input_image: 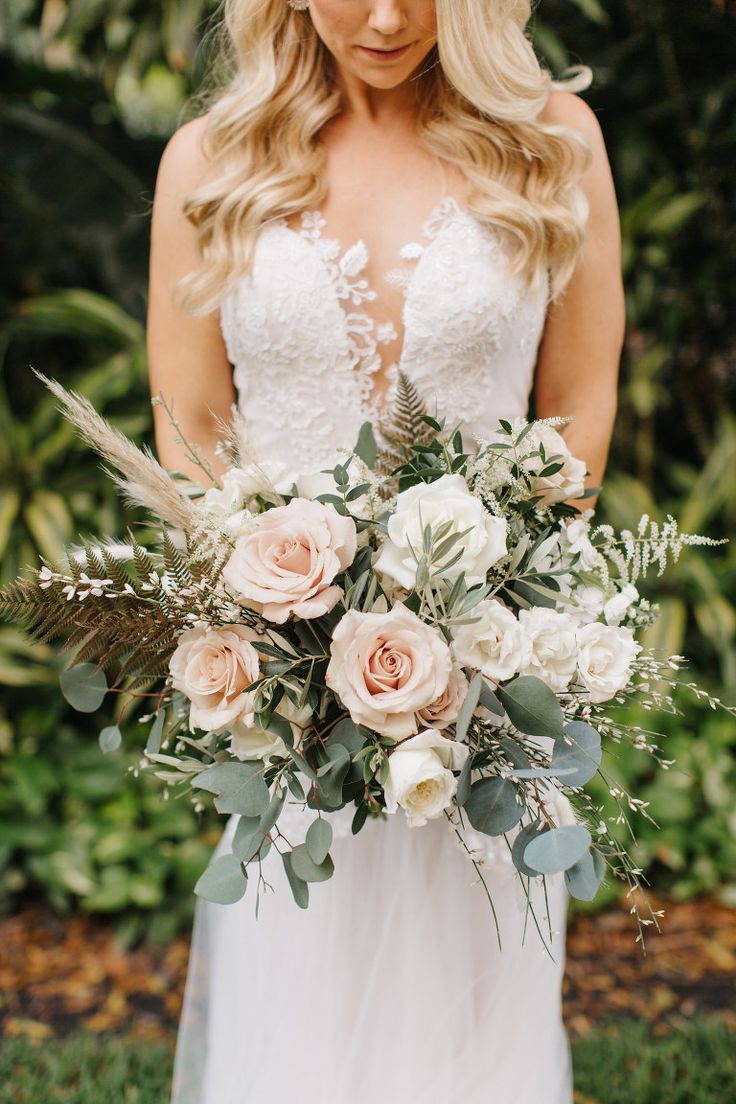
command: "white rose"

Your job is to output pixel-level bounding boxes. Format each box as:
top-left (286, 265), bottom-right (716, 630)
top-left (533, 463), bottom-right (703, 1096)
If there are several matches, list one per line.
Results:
top-left (518, 606), bottom-right (578, 692)
top-left (576, 622), bottom-right (640, 703)
top-left (374, 472), bottom-right (507, 590)
top-left (230, 697), bottom-right (312, 762)
top-left (527, 425), bottom-right (587, 505)
top-left (451, 599), bottom-right (528, 683)
top-left (325, 604), bottom-right (452, 739)
top-left (169, 624), bottom-right (261, 734)
top-left (566, 582), bottom-right (607, 626)
top-left (384, 729), bottom-right (470, 827)
top-left (604, 583), bottom-right (639, 626)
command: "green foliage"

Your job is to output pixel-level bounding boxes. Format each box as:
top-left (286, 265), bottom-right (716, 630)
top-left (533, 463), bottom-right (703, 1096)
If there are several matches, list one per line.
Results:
top-left (0, 688), bottom-right (214, 941)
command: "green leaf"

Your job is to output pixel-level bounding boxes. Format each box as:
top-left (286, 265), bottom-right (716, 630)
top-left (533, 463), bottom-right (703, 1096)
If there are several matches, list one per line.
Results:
top-left (479, 681), bottom-right (505, 717)
top-left (306, 818), bottom-right (333, 865)
top-left (259, 786), bottom-right (287, 835)
top-left (98, 725), bottom-right (122, 754)
top-left (464, 777), bottom-right (524, 836)
top-left (550, 722), bottom-right (602, 786)
top-left (282, 851), bottom-right (309, 908)
top-left (565, 847), bottom-right (606, 901)
top-left (455, 754), bottom-right (473, 808)
top-left (351, 803), bottom-right (369, 835)
top-left (232, 818), bottom-right (272, 863)
top-left (511, 819), bottom-right (546, 877)
top-left (194, 853), bottom-right (247, 904)
top-left (60, 663), bottom-right (108, 712)
top-left (455, 670), bottom-right (482, 743)
top-left (523, 824), bottom-right (592, 875)
top-left (146, 710), bottom-right (166, 756)
top-left (290, 843), bottom-right (335, 883)
top-left (327, 717), bottom-right (367, 754)
top-left (497, 676), bottom-right (565, 739)
top-left (193, 761), bottom-right (270, 817)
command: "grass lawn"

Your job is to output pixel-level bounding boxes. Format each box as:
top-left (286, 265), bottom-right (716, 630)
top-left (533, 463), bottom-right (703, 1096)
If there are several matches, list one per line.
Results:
top-left (0, 1016), bottom-right (734, 1103)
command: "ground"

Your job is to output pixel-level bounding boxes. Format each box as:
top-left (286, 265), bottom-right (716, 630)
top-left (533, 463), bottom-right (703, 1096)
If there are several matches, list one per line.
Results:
top-left (1, 893), bottom-right (734, 1044)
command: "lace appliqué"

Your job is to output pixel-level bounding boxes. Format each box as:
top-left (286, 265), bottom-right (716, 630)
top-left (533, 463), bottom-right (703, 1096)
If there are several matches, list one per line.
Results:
top-left (218, 195), bottom-right (550, 474)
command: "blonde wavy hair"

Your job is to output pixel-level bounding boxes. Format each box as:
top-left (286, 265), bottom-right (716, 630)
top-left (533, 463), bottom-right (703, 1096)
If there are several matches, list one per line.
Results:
top-left (176, 0), bottom-right (593, 316)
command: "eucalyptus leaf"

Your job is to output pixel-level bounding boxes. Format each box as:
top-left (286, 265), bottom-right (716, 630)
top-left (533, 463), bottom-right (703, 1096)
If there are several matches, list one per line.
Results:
top-left (232, 815), bottom-right (263, 861)
top-left (455, 670), bottom-right (482, 743)
top-left (479, 681), bottom-right (505, 717)
top-left (497, 676), bottom-right (565, 738)
top-left (194, 761), bottom-right (270, 817)
top-left (564, 847), bottom-right (606, 901)
top-left (523, 824), bottom-right (592, 875)
top-left (306, 818), bottom-right (333, 865)
top-left (455, 754), bottom-right (473, 808)
top-left (328, 717), bottom-right (368, 754)
top-left (511, 819), bottom-right (546, 877)
top-left (290, 843), bottom-right (335, 883)
top-left (60, 663), bottom-right (107, 712)
top-left (550, 722), bottom-right (602, 786)
top-left (465, 776), bottom-right (524, 836)
top-left (281, 851), bottom-right (309, 909)
top-left (194, 853), bottom-right (247, 905)
top-left (98, 725), bottom-right (121, 754)
top-left (259, 786), bottom-right (287, 835)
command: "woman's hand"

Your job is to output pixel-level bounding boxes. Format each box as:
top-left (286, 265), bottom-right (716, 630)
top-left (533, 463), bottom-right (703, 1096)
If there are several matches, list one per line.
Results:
top-left (534, 92), bottom-right (626, 511)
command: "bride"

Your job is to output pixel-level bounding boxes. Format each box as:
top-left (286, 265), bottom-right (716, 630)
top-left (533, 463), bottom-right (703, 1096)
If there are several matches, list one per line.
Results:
top-left (147, 2), bottom-right (624, 1101)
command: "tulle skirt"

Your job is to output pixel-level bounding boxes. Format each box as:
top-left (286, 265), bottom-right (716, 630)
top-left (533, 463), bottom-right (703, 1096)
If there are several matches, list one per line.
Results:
top-left (170, 802), bottom-right (572, 1104)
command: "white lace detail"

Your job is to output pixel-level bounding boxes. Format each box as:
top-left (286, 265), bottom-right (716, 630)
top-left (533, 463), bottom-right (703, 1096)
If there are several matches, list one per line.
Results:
top-left (219, 195), bottom-right (550, 473)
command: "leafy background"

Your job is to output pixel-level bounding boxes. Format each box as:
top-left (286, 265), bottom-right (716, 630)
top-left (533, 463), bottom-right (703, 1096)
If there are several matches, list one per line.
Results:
top-left (0, 0), bottom-right (734, 940)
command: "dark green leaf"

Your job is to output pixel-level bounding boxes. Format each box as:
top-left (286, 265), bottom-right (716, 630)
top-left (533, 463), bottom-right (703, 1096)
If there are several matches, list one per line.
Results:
top-left (464, 776), bottom-right (524, 836)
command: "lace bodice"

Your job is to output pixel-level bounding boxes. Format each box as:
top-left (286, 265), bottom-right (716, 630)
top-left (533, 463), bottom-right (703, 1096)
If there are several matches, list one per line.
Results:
top-left (219, 196), bottom-right (550, 472)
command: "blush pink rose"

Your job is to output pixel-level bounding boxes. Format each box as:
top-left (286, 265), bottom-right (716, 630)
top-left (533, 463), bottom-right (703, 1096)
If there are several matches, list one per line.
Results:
top-left (325, 604), bottom-right (452, 739)
top-left (222, 498), bottom-right (357, 624)
top-left (416, 663), bottom-right (468, 730)
top-left (169, 624), bottom-right (261, 734)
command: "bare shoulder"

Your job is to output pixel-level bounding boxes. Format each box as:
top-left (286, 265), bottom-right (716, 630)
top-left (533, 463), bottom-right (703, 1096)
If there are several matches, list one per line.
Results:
top-left (538, 91), bottom-right (609, 171)
top-left (155, 113), bottom-right (216, 198)
top-left (539, 91), bottom-right (602, 141)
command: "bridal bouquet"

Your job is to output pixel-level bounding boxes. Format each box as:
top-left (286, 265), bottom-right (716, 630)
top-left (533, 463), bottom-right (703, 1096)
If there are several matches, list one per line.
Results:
top-left (2, 373), bottom-right (726, 946)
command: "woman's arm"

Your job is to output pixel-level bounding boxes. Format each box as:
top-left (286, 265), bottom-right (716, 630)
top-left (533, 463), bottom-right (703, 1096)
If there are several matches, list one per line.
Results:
top-left (147, 114), bottom-right (235, 485)
top-left (534, 92), bottom-right (626, 509)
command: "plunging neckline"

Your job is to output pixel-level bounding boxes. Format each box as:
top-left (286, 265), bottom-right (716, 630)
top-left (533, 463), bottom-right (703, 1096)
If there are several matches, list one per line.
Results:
top-left (273, 195), bottom-right (478, 417)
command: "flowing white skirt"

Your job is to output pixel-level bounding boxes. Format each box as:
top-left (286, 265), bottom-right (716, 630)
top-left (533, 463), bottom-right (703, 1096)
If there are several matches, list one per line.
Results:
top-left (170, 802), bottom-right (572, 1104)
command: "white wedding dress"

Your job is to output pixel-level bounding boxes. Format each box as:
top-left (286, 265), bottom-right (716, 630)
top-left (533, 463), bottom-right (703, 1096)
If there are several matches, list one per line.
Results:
top-left (170, 195), bottom-right (572, 1104)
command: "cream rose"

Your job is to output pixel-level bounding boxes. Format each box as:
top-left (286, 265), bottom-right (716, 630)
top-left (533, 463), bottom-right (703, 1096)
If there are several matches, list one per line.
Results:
top-left (528, 425), bottom-right (587, 505)
top-left (451, 599), bottom-right (528, 683)
top-left (169, 624), bottom-right (261, 734)
top-left (576, 622), bottom-right (640, 703)
top-left (230, 697), bottom-right (312, 762)
top-left (416, 663), bottom-right (468, 729)
top-left (325, 604), bottom-right (452, 738)
top-left (567, 582), bottom-right (607, 626)
top-left (222, 497), bottom-right (357, 623)
top-left (604, 583), bottom-right (639, 626)
top-left (383, 728), bottom-right (470, 827)
top-left (373, 472), bottom-right (507, 590)
top-left (518, 606), bottom-right (578, 693)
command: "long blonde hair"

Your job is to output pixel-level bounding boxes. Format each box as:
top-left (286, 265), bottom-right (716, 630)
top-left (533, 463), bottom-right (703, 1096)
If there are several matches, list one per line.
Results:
top-left (176, 0), bottom-right (592, 315)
